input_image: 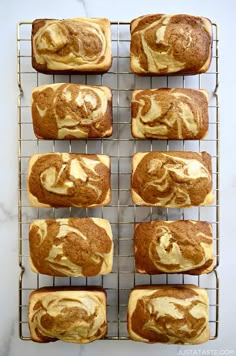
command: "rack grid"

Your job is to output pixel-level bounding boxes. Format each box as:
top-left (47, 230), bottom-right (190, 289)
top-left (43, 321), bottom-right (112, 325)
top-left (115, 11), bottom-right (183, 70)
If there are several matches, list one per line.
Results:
top-left (17, 21), bottom-right (219, 341)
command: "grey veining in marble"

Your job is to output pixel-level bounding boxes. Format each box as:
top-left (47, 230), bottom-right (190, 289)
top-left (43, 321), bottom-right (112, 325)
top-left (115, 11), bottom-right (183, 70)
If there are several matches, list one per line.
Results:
top-left (77, 0), bottom-right (89, 17)
top-left (0, 320), bottom-right (14, 356)
top-left (0, 204), bottom-right (17, 223)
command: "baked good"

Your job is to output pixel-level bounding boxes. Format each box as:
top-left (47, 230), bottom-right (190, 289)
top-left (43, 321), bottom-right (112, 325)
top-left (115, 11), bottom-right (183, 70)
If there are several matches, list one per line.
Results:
top-left (130, 14), bottom-right (212, 75)
top-left (32, 18), bottom-right (112, 73)
top-left (127, 284), bottom-right (210, 344)
top-left (29, 218), bottom-right (113, 277)
top-left (27, 153), bottom-right (111, 208)
top-left (131, 151), bottom-right (213, 208)
top-left (134, 220), bottom-right (214, 274)
top-left (31, 83), bottom-right (112, 139)
top-left (131, 88), bottom-right (208, 139)
top-left (28, 287), bottom-right (107, 343)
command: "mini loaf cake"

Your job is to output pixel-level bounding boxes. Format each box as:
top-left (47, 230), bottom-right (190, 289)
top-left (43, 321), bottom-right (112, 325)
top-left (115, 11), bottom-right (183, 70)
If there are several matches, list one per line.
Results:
top-left (134, 220), bottom-right (214, 274)
top-left (32, 83), bottom-right (112, 139)
top-left (127, 284), bottom-right (210, 344)
top-left (131, 151), bottom-right (213, 208)
top-left (27, 153), bottom-right (111, 208)
top-left (130, 14), bottom-right (212, 75)
top-left (32, 18), bottom-right (112, 73)
top-left (28, 287), bottom-right (107, 343)
top-left (29, 218), bottom-right (113, 277)
top-left (131, 88), bottom-right (208, 139)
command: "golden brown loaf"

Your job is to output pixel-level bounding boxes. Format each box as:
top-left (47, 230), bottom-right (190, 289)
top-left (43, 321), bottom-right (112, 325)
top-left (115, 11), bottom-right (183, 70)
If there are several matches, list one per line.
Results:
top-left (29, 218), bottom-right (113, 277)
top-left (131, 89), bottom-right (208, 139)
top-left (127, 284), bottom-right (210, 344)
top-left (32, 83), bottom-right (112, 139)
top-left (130, 14), bottom-right (212, 75)
top-left (32, 18), bottom-right (112, 73)
top-left (131, 151), bottom-right (213, 208)
top-left (28, 287), bottom-right (107, 343)
top-left (134, 220), bottom-right (214, 274)
top-left (27, 153), bottom-right (111, 208)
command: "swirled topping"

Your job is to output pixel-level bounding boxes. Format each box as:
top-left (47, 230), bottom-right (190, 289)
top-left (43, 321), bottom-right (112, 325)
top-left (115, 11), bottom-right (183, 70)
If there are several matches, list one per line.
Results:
top-left (29, 218), bottom-right (113, 277)
top-left (134, 220), bottom-right (214, 274)
top-left (130, 14), bottom-right (212, 75)
top-left (32, 83), bottom-right (112, 139)
top-left (28, 153), bottom-right (111, 208)
top-left (28, 288), bottom-right (107, 343)
top-left (131, 151), bottom-right (213, 208)
top-left (128, 285), bottom-right (209, 344)
top-left (131, 89), bottom-right (208, 139)
top-left (32, 18), bottom-right (112, 73)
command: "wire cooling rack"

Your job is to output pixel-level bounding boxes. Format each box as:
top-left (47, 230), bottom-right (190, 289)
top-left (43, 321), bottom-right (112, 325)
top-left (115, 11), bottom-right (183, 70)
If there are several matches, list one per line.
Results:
top-left (17, 21), bottom-right (219, 341)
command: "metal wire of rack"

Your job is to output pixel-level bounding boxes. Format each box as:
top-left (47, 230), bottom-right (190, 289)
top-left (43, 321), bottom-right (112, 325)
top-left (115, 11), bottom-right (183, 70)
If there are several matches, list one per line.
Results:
top-left (17, 21), bottom-right (219, 341)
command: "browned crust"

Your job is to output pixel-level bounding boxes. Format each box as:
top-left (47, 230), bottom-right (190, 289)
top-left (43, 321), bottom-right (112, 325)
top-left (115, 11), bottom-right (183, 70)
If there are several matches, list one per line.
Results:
top-left (32, 18), bottom-right (112, 74)
top-left (28, 286), bottom-right (107, 343)
top-left (29, 217), bottom-right (113, 277)
top-left (130, 283), bottom-right (198, 290)
top-left (29, 286), bottom-right (107, 296)
top-left (131, 151), bottom-right (213, 208)
top-left (27, 153), bottom-right (111, 208)
top-left (131, 88), bottom-right (208, 140)
top-left (130, 14), bottom-right (213, 34)
top-left (134, 220), bottom-right (214, 275)
top-left (32, 19), bottom-right (51, 73)
top-left (127, 283), bottom-right (202, 323)
top-left (127, 284), bottom-right (209, 344)
top-left (31, 84), bottom-right (113, 139)
top-left (130, 14), bottom-right (212, 76)
top-left (131, 151), bottom-right (213, 169)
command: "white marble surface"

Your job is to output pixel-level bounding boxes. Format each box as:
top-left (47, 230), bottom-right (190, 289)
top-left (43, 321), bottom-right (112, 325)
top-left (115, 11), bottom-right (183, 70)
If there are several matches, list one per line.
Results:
top-left (0, 0), bottom-right (236, 355)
